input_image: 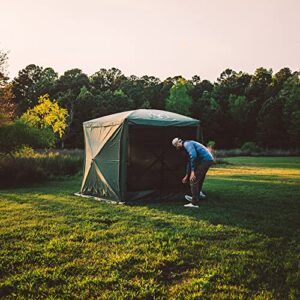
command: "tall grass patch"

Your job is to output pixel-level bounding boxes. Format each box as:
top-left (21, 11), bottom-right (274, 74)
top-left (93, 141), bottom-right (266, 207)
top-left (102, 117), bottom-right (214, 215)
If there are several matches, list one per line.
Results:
top-left (0, 150), bottom-right (83, 188)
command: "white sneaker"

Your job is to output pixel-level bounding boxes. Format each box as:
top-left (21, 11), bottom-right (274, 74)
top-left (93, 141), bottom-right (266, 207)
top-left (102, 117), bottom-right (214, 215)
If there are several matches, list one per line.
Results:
top-left (185, 195), bottom-right (192, 202)
top-left (185, 193), bottom-right (206, 202)
top-left (199, 191), bottom-right (207, 198)
top-left (184, 203), bottom-right (199, 208)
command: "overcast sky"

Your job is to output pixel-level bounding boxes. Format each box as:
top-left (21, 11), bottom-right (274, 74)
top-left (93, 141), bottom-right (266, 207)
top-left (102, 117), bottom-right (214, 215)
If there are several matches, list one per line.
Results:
top-left (1, 0), bottom-right (299, 81)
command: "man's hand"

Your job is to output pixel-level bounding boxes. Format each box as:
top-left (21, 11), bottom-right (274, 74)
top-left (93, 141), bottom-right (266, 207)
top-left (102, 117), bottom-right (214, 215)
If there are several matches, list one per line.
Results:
top-left (190, 171), bottom-right (196, 183)
top-left (182, 175), bottom-right (189, 184)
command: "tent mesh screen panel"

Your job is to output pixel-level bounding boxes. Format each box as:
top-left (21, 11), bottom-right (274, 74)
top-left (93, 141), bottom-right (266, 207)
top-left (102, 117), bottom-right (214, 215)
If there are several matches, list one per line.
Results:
top-left (127, 126), bottom-right (198, 192)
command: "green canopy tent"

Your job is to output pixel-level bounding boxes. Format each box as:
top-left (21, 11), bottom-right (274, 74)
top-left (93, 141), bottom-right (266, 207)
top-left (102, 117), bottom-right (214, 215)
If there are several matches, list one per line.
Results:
top-left (79, 109), bottom-right (200, 203)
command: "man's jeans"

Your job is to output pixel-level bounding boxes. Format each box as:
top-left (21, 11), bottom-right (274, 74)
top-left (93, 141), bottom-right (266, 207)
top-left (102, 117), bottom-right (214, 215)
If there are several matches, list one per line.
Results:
top-left (190, 160), bottom-right (214, 201)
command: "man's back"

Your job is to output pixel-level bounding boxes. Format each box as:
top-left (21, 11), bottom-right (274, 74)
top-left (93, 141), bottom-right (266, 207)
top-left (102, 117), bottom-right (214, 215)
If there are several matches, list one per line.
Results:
top-left (183, 140), bottom-right (214, 162)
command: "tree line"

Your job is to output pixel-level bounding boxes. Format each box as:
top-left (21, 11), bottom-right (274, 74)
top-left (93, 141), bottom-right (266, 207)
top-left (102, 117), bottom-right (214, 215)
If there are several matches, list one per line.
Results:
top-left (1, 50), bottom-right (299, 149)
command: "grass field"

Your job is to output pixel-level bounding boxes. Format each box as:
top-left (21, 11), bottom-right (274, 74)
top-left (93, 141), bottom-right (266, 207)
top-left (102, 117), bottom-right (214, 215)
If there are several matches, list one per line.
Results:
top-left (0, 157), bottom-right (299, 299)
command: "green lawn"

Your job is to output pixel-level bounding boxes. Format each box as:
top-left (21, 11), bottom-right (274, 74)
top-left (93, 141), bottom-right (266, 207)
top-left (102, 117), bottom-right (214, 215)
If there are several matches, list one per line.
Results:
top-left (0, 157), bottom-right (299, 299)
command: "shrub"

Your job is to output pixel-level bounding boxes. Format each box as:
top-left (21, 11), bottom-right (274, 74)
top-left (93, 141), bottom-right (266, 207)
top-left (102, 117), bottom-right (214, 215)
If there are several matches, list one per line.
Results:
top-left (0, 119), bottom-right (56, 157)
top-left (0, 157), bottom-right (47, 188)
top-left (215, 148), bottom-right (300, 157)
top-left (206, 140), bottom-right (216, 159)
top-left (36, 152), bottom-right (83, 178)
top-left (241, 142), bottom-right (262, 154)
top-left (14, 145), bottom-right (36, 157)
top-left (0, 150), bottom-right (83, 188)
top-left (207, 140), bottom-right (216, 149)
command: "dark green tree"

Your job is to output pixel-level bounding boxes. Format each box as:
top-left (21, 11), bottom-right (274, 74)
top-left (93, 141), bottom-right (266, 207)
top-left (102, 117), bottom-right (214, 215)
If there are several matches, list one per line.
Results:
top-left (55, 69), bottom-right (89, 147)
top-left (274, 68), bottom-right (292, 87)
top-left (71, 86), bottom-right (98, 147)
top-left (257, 97), bottom-right (287, 148)
top-left (90, 68), bottom-right (126, 92)
top-left (166, 78), bottom-right (192, 116)
top-left (280, 74), bottom-right (300, 147)
top-left (98, 89), bottom-right (134, 116)
top-left (34, 67), bottom-right (58, 98)
top-left (12, 64), bottom-right (43, 114)
top-left (190, 79), bottom-right (214, 103)
top-left (119, 75), bottom-right (149, 108)
top-left (228, 94), bottom-right (249, 146)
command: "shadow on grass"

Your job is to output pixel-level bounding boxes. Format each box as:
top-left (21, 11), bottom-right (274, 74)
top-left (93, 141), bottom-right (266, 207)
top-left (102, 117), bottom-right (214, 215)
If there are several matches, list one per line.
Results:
top-left (1, 173), bottom-right (300, 299)
top-left (141, 176), bottom-right (300, 240)
top-left (1, 174), bottom-right (300, 240)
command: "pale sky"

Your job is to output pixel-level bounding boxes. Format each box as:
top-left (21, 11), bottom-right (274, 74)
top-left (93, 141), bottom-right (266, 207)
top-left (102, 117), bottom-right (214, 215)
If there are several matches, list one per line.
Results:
top-left (1, 0), bottom-right (299, 81)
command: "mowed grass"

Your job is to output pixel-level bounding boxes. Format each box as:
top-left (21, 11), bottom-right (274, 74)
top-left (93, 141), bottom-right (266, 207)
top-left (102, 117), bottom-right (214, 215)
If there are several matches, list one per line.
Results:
top-left (0, 157), bottom-right (299, 299)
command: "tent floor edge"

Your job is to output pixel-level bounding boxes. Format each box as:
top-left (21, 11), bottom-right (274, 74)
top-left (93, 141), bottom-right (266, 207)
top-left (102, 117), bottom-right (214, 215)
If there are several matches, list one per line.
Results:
top-left (73, 193), bottom-right (125, 205)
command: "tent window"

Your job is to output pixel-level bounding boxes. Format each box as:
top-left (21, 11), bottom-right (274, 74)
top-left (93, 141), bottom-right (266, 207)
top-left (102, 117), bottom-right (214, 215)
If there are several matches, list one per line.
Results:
top-left (127, 126), bottom-right (198, 192)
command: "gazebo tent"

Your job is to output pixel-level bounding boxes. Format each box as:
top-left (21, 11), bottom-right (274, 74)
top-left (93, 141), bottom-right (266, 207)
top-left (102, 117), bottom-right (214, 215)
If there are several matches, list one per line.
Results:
top-left (80, 109), bottom-right (200, 203)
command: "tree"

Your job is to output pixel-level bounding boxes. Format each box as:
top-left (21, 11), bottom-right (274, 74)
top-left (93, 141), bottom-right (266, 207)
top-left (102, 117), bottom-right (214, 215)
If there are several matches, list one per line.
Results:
top-left (211, 72), bottom-right (237, 148)
top-left (20, 94), bottom-right (68, 139)
top-left (90, 68), bottom-right (126, 92)
top-left (227, 94), bottom-right (249, 146)
top-left (189, 78), bottom-right (214, 106)
top-left (192, 75), bottom-right (201, 84)
top-left (0, 84), bottom-right (16, 120)
top-left (274, 68), bottom-right (292, 87)
top-left (70, 86), bottom-right (98, 148)
top-left (280, 75), bottom-right (300, 147)
top-left (55, 69), bottom-right (89, 147)
top-left (12, 64), bottom-right (44, 114)
top-left (0, 50), bottom-right (16, 124)
top-left (0, 49), bottom-right (9, 88)
top-left (34, 67), bottom-right (58, 98)
top-left (256, 97), bottom-right (287, 148)
top-left (138, 76), bottom-right (164, 109)
top-left (166, 78), bottom-right (192, 116)
top-left (246, 67), bottom-right (273, 101)
top-left (119, 75), bottom-right (149, 108)
top-left (228, 94), bottom-right (247, 121)
top-left (191, 90), bottom-right (219, 143)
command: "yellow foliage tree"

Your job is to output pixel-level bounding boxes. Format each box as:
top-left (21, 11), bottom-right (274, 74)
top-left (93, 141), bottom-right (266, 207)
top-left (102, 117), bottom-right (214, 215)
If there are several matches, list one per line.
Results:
top-left (21, 94), bottom-right (68, 138)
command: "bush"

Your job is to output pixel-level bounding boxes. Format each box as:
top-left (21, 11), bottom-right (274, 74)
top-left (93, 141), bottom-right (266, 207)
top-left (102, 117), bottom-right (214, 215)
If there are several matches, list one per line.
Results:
top-left (36, 152), bottom-right (83, 178)
top-left (206, 140), bottom-right (216, 160)
top-left (0, 150), bottom-right (83, 188)
top-left (0, 157), bottom-right (47, 187)
top-left (241, 142), bottom-right (262, 154)
top-left (0, 119), bottom-right (56, 156)
top-left (215, 148), bottom-right (300, 157)
top-left (207, 141), bottom-right (216, 149)
top-left (14, 145), bottom-right (36, 157)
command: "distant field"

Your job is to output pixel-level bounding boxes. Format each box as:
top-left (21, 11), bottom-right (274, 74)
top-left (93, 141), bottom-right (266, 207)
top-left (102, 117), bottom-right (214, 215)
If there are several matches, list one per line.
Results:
top-left (0, 157), bottom-right (299, 299)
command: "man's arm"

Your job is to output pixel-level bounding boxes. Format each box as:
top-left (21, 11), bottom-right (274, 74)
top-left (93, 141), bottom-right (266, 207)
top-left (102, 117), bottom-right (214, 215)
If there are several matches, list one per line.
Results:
top-left (184, 142), bottom-right (197, 182)
top-left (186, 161), bottom-right (191, 176)
top-left (184, 142), bottom-right (197, 171)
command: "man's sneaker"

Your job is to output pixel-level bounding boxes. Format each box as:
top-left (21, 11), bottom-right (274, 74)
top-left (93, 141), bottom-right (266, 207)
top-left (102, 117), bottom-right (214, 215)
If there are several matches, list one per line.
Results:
top-left (185, 195), bottom-right (193, 202)
top-left (185, 195), bottom-right (201, 206)
top-left (199, 191), bottom-right (207, 198)
top-left (184, 203), bottom-right (199, 208)
top-left (185, 193), bottom-right (206, 202)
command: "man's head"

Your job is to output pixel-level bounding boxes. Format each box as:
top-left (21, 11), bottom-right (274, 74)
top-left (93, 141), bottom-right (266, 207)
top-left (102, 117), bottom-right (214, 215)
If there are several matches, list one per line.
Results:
top-left (172, 137), bottom-right (183, 150)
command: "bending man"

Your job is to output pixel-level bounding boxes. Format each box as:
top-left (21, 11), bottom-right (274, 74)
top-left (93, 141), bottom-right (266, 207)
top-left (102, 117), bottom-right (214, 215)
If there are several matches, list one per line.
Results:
top-left (172, 138), bottom-right (214, 205)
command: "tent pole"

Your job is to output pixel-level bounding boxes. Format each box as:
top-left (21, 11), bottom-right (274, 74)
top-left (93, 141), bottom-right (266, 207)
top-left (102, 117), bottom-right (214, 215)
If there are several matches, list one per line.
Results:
top-left (197, 125), bottom-right (203, 143)
top-left (120, 121), bottom-right (129, 202)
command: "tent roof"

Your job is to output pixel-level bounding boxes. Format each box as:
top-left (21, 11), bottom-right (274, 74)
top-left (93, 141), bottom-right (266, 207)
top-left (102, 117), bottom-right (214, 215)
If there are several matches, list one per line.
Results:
top-left (83, 109), bottom-right (200, 127)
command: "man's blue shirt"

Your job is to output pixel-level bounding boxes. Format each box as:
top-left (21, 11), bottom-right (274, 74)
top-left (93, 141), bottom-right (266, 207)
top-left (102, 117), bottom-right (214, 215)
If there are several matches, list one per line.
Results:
top-left (183, 140), bottom-right (214, 174)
